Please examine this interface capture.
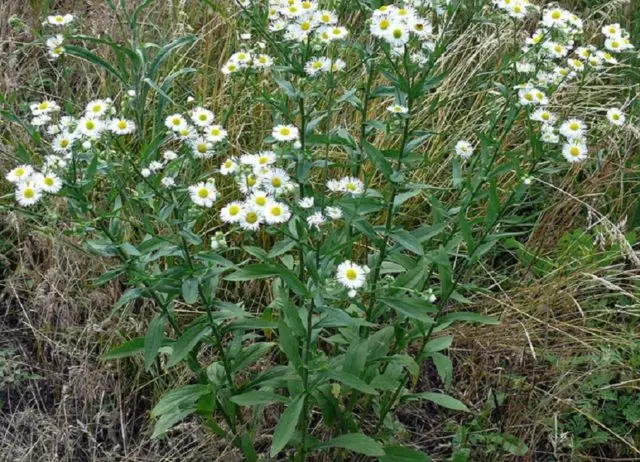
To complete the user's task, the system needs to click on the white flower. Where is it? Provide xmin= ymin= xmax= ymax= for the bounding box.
xmin=540 ymin=124 xmax=559 ymax=144
xmin=326 ymin=206 xmax=343 ymax=220
xmin=606 ymin=108 xmax=625 ymax=126
xmin=602 ymin=23 xmax=622 ymax=39
xmin=206 ymin=124 xmax=227 ymax=143
xmin=30 ymin=100 xmax=59 ymax=115
xmin=248 ymin=190 xmax=270 ymax=209
xmin=253 ymin=54 xmax=274 ymax=69
xmin=141 ymin=168 xmax=152 ymax=177
xmin=44 ymin=155 xmax=67 ymax=170
xmin=191 ymin=107 xmax=215 ymax=127
xmin=109 ymin=118 xmax=136 ymax=135
xmin=85 ymin=99 xmax=110 ymax=118
xmin=518 ymin=87 xmax=548 ymax=106
xmin=31 ymin=115 xmax=51 ymax=127
xmin=262 ymin=168 xmax=292 ymax=195
xmin=149 ymin=161 xmax=164 ymax=172
xmin=264 ymin=200 xmax=291 ymax=224
xmin=191 ymin=137 xmax=215 ymax=159
xmin=47 ymin=14 xmax=74 ymax=26
xmin=15 ymin=181 xmax=42 ymax=206
xmin=33 ymin=172 xmax=62 ymax=193
xmin=455 ymin=140 xmax=474 ymax=159
xmin=77 ymin=117 xmax=104 ymax=138
xmin=530 ymin=109 xmax=556 ymax=124
xmin=237 ymin=174 xmax=260 ymax=195
xmin=384 ymin=23 xmax=410 ymax=47
xmin=239 ymin=206 xmax=263 ymax=231
xmin=161 ymin=176 xmax=176 ymax=188
xmin=559 ymin=119 xmax=586 ymax=139
xmin=221 ymin=60 xmax=241 ymax=75
xmin=254 ymin=151 xmax=277 ymax=168
xmin=6 ymin=165 xmax=34 ymax=183
xmin=314 ymin=10 xmax=337 ymax=25
xmin=326 ymin=179 xmax=342 ymax=192
xmin=220 ymin=201 xmax=244 ymax=223
xmin=305 ymin=57 xmax=331 ymax=76
xmin=163 ymin=150 xmax=178 ymax=161
xmin=336 ymin=261 xmax=368 ymax=290
xmin=165 ymin=113 xmax=188 ymax=131
xmin=299 ymin=197 xmax=315 ymax=209
xmin=220 ymin=158 xmax=239 ymax=175
xmin=388 ymin=104 xmax=408 ymax=114
xmin=562 ymin=139 xmax=588 ymax=163
xmin=272 ymin=124 xmax=299 ymax=142
xmin=189 ymin=181 xmax=217 ymax=207
xmin=307 ymin=211 xmax=326 ymax=230
xmin=52 ymin=132 xmax=76 ymax=153
xmin=338 ymin=176 xmax=364 ymax=196
xmin=82 ymin=140 xmax=92 ymax=150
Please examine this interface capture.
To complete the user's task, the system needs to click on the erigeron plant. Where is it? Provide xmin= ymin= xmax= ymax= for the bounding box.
xmin=2 ymin=1 xmax=634 ymax=460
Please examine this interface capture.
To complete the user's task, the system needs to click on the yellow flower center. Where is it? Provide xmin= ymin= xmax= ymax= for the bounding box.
xmin=199 ymin=114 xmax=207 ymax=121
xmin=259 ymin=56 xmax=267 ymax=63
xmin=259 ymin=156 xmax=268 ymax=164
xmin=44 ymin=177 xmax=54 ymax=186
xmin=246 ymin=212 xmax=258 ymax=224
xmin=321 ymin=14 xmax=330 ymax=22
xmin=55 ymin=16 xmax=64 ymax=22
xmin=228 ymin=64 xmax=237 ymax=71
xmin=247 ymin=176 xmax=257 ymax=186
xmin=524 ymin=93 xmax=533 ymax=101
xmin=198 ymin=188 xmax=209 ymax=198
xmin=554 ymin=45 xmax=562 ymax=53
xmin=514 ymin=5 xmax=522 ymax=13
xmin=569 ymin=122 xmax=579 ymax=130
xmin=272 ymin=178 xmax=282 ymax=187
xmin=570 ymin=146 xmax=580 ymax=156
xmin=225 ymin=160 xmax=233 ymax=168
xmin=612 ymin=41 xmax=620 ymax=48
xmin=256 ymin=196 xmax=267 ymax=206
xmin=92 ymin=105 xmax=102 ymax=113
xmin=542 ymin=113 xmax=550 ymax=120
xmin=302 ymin=1 xmax=312 ymax=8
xmin=118 ymin=120 xmax=127 ymax=129
xmin=179 ymin=129 xmax=189 ymax=136
xmin=39 ymin=102 xmax=49 ymax=110
xmin=15 ymin=168 xmax=25 ymax=176
xmin=551 ymin=10 xmax=561 ymax=19
xmin=346 ymin=183 xmax=356 ymax=191
xmin=301 ymin=22 xmax=311 ymax=31
xmin=393 ymin=29 xmax=403 ymax=39
xmin=229 ymin=205 xmax=240 ymax=215
xmin=612 ymin=113 xmax=620 ymax=120
xmin=197 ymin=144 xmax=208 ymax=153
xmin=24 ymin=188 xmax=34 ymax=199
xmin=86 ymin=121 xmax=95 ymax=130
xmin=172 ymin=118 xmax=181 ymax=125
xmin=345 ymin=268 xmax=357 ymax=280
xmin=271 ymin=206 xmax=282 ymax=216
xmin=380 ymin=19 xmax=390 ymax=30
xmin=60 ymin=139 xmax=69 ymax=147
xmin=279 ymin=127 xmax=290 ymax=136
xmin=313 ymin=61 xmax=323 ymax=69
xmin=211 ymin=128 xmax=221 ymax=136
xmin=609 ymin=27 xmax=616 ymax=34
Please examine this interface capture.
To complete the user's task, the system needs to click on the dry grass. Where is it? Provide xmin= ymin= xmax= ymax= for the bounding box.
xmin=1 ymin=0 xmax=639 ymax=460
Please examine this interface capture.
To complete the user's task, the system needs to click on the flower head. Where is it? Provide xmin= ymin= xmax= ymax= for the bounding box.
xmin=336 ymin=261 xmax=368 ymax=290
xmin=189 ymin=181 xmax=217 ymax=207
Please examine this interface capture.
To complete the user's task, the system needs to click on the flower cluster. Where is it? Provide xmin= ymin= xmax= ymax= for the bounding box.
xmin=164 ymin=107 xmax=227 ymax=159
xmin=495 ymin=5 xmax=635 ymax=164
xmin=491 ymin=0 xmax=536 ymax=19
xmin=5 ymin=165 xmax=62 ymax=207
xmin=264 ymin=0 xmax=349 ymax=43
xmin=221 ymin=50 xmax=275 ymax=75
xmin=43 ymin=12 xmax=74 ymax=59
xmin=370 ymin=4 xmax=435 ymax=62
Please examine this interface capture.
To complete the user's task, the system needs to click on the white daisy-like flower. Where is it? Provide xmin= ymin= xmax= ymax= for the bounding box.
xmin=220 ymin=158 xmax=239 ymax=175
xmin=339 ymin=176 xmax=364 ymax=196
xmin=562 ymin=139 xmax=588 ymax=163
xmin=272 ymin=124 xmax=299 ymax=142
xmin=559 ymin=119 xmax=586 ymax=139
xmin=220 ymin=201 xmax=244 ymax=224
xmin=262 ymin=168 xmax=292 ymax=195
xmin=239 ymin=206 xmax=263 ymax=231
xmin=299 ymin=197 xmax=315 ymax=209
xmin=206 ymin=124 xmax=227 ymax=143
xmin=30 ymin=100 xmax=59 ymax=116
xmin=604 ymin=38 xmax=624 ymax=53
xmin=165 ymin=113 xmax=188 ymax=131
xmin=174 ymin=126 xmax=196 ymax=140
xmin=384 ymin=23 xmax=410 ymax=47
xmin=305 ymin=57 xmax=331 ymax=76
xmin=85 ymin=99 xmax=110 ymax=118
xmin=336 ymin=260 xmax=368 ymax=290
xmin=326 ymin=179 xmax=342 ymax=192
xmin=189 ymin=181 xmax=217 ymax=207
xmin=370 ymin=16 xmax=393 ymax=38
xmin=253 ymin=54 xmax=274 ymax=69
xmin=6 ymin=165 xmax=34 ymax=183
xmin=77 ymin=117 xmax=104 ymax=137
xmin=47 ymin=14 xmax=73 ymax=26
xmin=540 ymin=124 xmax=560 ymax=144
xmin=530 ymin=108 xmax=556 ymax=124
xmin=221 ymin=60 xmax=241 ymax=75
xmin=307 ymin=211 xmax=326 ymax=230
xmin=455 ymin=140 xmax=474 ymax=159
xmin=31 ymin=115 xmax=51 ymax=127
xmin=52 ymin=132 xmax=76 ymax=153
xmin=602 ymin=23 xmax=622 ymax=39
xmin=326 ymin=206 xmax=343 ymax=220
xmin=32 ymin=172 xmax=62 ymax=194
xmin=191 ymin=137 xmax=215 ymax=159
xmin=387 ymin=104 xmax=409 ymax=114
xmin=44 ymin=155 xmax=67 ymax=170
xmin=109 ymin=118 xmax=136 ymax=135
xmin=237 ymin=174 xmax=260 ymax=195
xmin=254 ymin=151 xmax=277 ymax=168
xmin=264 ymin=200 xmax=291 ymax=224
xmin=15 ymin=181 xmax=42 ymax=207
xmin=191 ymin=107 xmax=215 ymax=127
xmin=314 ymin=10 xmax=337 ymax=25
xmin=606 ymin=108 xmax=625 ymax=126
xmin=248 ymin=190 xmax=271 ymax=209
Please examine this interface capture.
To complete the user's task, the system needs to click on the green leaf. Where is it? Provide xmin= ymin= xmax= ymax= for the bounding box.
xmin=363 ymin=140 xmax=393 ymax=180
xmin=314 ymin=433 xmax=385 ymax=457
xmin=406 ymin=392 xmax=470 ymax=412
xmin=144 ymin=314 xmax=166 ymax=371
xmin=168 ymin=321 xmax=211 ymax=367
xmin=381 ymin=445 xmax=431 ymax=462
xmin=152 ymin=407 xmax=197 ymax=438
xmin=326 ymin=370 xmax=378 ymax=395
xmin=270 ymin=394 xmax=305 ymax=457
xmin=379 ymin=296 xmax=435 ymax=323
xmin=230 ymin=390 xmax=290 ymax=406
xmin=423 ymin=336 xmax=453 ymax=353
xmin=430 ymin=352 xmax=452 ymax=387
xmin=104 ymin=337 xmax=144 ymax=360
xmin=182 ymin=277 xmax=199 ymax=304
xmin=278 ymin=318 xmax=303 ymax=374
xmin=226 ymin=264 xmax=308 ymax=296
xmin=151 ymin=384 xmax=211 ymax=418
xmin=391 ymin=229 xmax=424 ymax=256
xmin=438 ymin=312 xmax=499 ymax=325
xmin=64 ymin=45 xmax=127 ymax=83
